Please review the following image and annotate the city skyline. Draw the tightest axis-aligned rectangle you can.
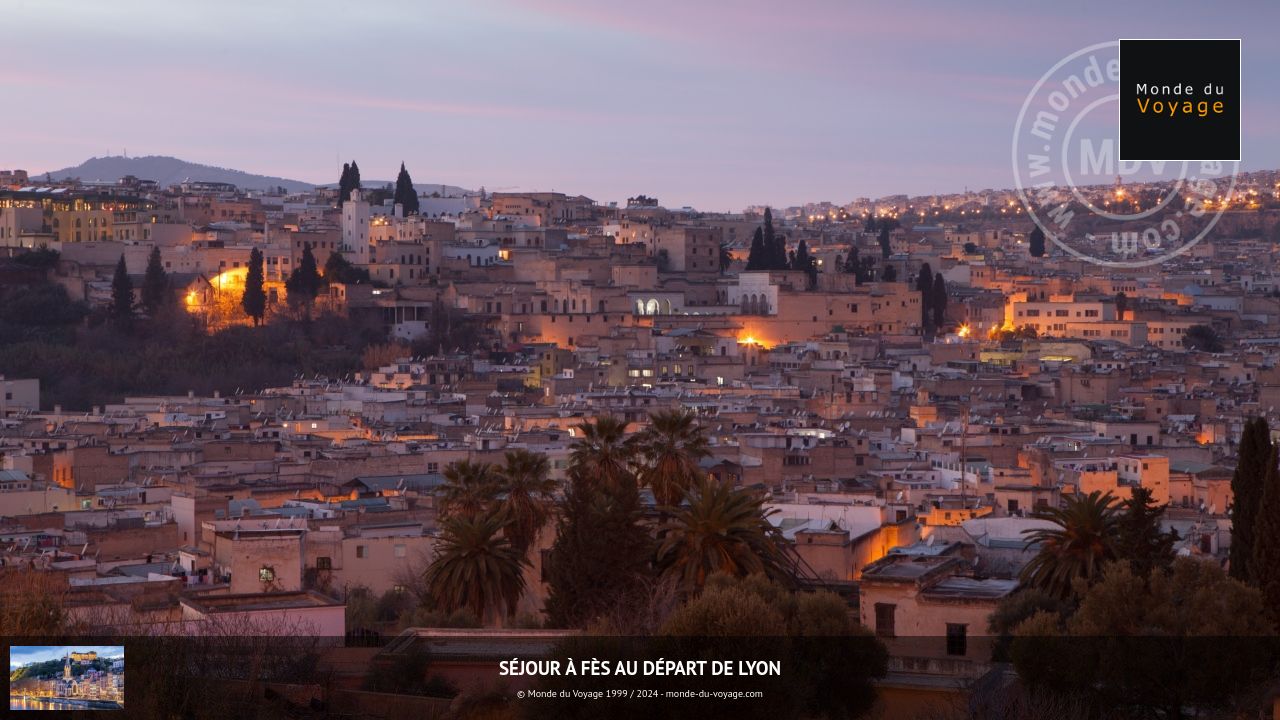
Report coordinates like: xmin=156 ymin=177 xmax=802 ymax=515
xmin=9 ymin=646 xmax=124 ymax=671
xmin=6 ymin=0 xmax=1279 ymax=210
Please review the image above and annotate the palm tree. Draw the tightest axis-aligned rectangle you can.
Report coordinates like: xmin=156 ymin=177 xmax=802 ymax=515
xmin=656 ymin=478 xmax=788 ymax=593
xmin=495 ymin=448 xmax=557 ymax=554
xmin=438 ymin=460 xmax=499 ymax=519
xmin=425 ymin=510 xmax=528 ymax=622
xmin=1020 ymin=490 xmax=1121 ymax=599
xmin=636 ymin=409 xmax=710 ymax=508
xmin=568 ymin=416 xmax=637 ymax=496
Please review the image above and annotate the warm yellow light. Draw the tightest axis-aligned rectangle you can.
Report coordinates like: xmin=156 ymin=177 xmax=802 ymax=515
xmin=957 ymin=324 xmax=972 ymax=338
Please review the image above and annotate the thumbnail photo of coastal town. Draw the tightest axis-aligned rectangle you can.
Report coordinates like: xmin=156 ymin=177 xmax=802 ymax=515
xmin=9 ymin=646 xmax=125 ymax=711
xmin=2 ymin=0 xmax=1279 ymax=718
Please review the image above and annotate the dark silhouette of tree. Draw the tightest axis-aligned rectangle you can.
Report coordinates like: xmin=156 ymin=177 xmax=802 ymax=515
xmin=495 ymin=449 xmax=556 ymax=556
xmin=1115 ymin=291 xmax=1128 ymax=318
xmin=763 ymin=208 xmax=783 ymax=269
xmin=931 ymin=274 xmax=948 ymax=327
xmin=1010 ymin=559 xmax=1274 ymax=719
xmin=963 ymin=241 xmax=978 ymax=254
xmin=338 ymin=161 xmax=363 ymax=203
xmin=1183 ymin=324 xmax=1224 ymax=352
xmin=917 ymin=263 xmax=934 ymax=329
xmin=393 ymin=162 xmax=419 ymax=215
xmin=241 ymin=247 xmax=266 ymax=326
xmin=544 ymin=466 xmax=653 ymax=628
xmin=109 ymin=254 xmax=133 ymax=322
xmin=285 ymin=242 xmax=323 ymax=307
xmin=878 ymin=225 xmax=891 ymax=259
xmin=745 ymin=227 xmax=766 ymax=271
xmin=1020 ymin=491 xmax=1120 ymax=599
xmin=1231 ymin=417 xmax=1272 ymax=582
xmin=864 ymin=215 xmax=876 ymax=233
xmin=323 ymin=250 xmax=371 ymax=285
xmin=1115 ymin=486 xmax=1177 ymax=578
xmin=882 ymin=263 xmax=897 ymax=282
xmin=141 ymin=246 xmax=169 ymax=314
xmin=1253 ymin=443 xmax=1280 ymax=618
xmin=425 ymin=510 xmax=527 ymax=622
xmin=635 ymin=409 xmax=709 ymax=508
xmin=1029 ymin=225 xmax=1046 ymax=257
xmin=657 ymin=479 xmax=790 ymax=594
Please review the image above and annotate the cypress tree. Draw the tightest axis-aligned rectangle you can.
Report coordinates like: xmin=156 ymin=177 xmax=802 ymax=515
xmin=285 ymin=242 xmax=323 ymax=306
xmin=746 ymin=227 xmax=765 ymax=271
xmin=1029 ymin=226 xmax=1046 ymax=257
xmin=917 ymin=263 xmax=934 ymax=330
xmin=141 ymin=245 xmax=169 ymax=314
xmin=544 ymin=475 xmax=653 ymax=628
xmin=1254 ymin=443 xmax=1280 ymax=618
xmin=242 ymin=247 xmax=266 ymax=326
xmin=349 ymin=160 xmax=361 ymax=195
xmin=109 ymin=254 xmax=133 ymax=322
xmin=932 ymin=274 xmax=948 ymax=327
xmin=1231 ymin=417 xmax=1273 ymax=582
xmin=1116 ymin=486 xmax=1177 ymax=578
xmin=878 ymin=225 xmax=891 ymax=259
xmin=393 ymin=162 xmax=420 ymax=215
xmin=763 ymin=208 xmax=784 ymax=270
xmin=338 ymin=162 xmax=352 ymax=203
xmin=882 ymin=263 xmax=898 ymax=282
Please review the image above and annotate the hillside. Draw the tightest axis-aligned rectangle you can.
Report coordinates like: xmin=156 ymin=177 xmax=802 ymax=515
xmin=43 ymin=156 xmax=314 ymax=192
xmin=42 ymin=155 xmax=472 ymax=196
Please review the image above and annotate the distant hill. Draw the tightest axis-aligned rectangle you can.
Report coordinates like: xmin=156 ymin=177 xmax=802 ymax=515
xmin=42 ymin=155 xmax=473 ymax=196
xmin=43 ymin=155 xmax=315 ymax=193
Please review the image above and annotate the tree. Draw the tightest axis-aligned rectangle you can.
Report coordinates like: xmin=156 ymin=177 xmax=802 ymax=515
xmin=323 ymin=250 xmax=371 ymax=285
xmin=745 ymin=227 xmax=766 ymax=271
xmin=878 ymin=225 xmax=891 ymax=259
xmin=656 ymin=478 xmax=790 ymax=594
xmin=1230 ymin=416 xmax=1271 ymax=582
xmin=393 ymin=162 xmax=420 ymax=215
xmin=916 ymin=263 xmax=934 ymax=330
xmin=881 ymin=263 xmax=897 ymax=282
xmin=285 ymin=242 xmax=323 ymax=306
xmin=963 ymin=241 xmax=978 ymax=254
xmin=241 ymin=247 xmax=266 ymax=326
xmin=1183 ymin=324 xmax=1224 ymax=352
xmin=1114 ymin=291 xmax=1128 ymax=318
xmin=763 ymin=207 xmax=786 ymax=270
xmin=1029 ymin=225 xmax=1046 ymax=257
xmin=1011 ymin=560 xmax=1275 ymax=719
xmin=495 ymin=449 xmax=557 ymax=555
xmin=1252 ymin=443 xmax=1280 ymax=617
xmin=109 ymin=254 xmax=133 ymax=322
xmin=424 ymin=510 xmax=528 ymax=622
xmin=141 ymin=246 xmax=169 ymax=314
xmin=1020 ymin=491 xmax=1120 ymax=599
xmin=339 ymin=160 xmax=362 ymax=203
xmin=931 ymin=273 xmax=948 ymax=328
xmin=438 ymin=460 xmax=500 ymax=520
xmin=1114 ymin=486 xmax=1177 ymax=578
xmin=635 ymin=409 xmax=709 ymax=508
xmin=544 ymin=471 xmax=653 ymax=628
xmin=567 ymin=416 xmax=637 ymax=496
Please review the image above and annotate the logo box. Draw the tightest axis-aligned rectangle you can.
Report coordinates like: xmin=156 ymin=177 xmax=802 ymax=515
xmin=1119 ymin=39 xmax=1241 ymax=162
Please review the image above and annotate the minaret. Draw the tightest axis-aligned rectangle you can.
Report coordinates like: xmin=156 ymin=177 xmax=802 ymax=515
xmin=64 ymin=653 xmax=71 ymax=681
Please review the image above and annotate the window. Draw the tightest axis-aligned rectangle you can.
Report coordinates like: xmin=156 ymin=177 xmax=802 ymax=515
xmin=874 ymin=603 xmax=896 ymax=638
xmin=316 ymin=556 xmax=332 ymax=570
xmin=259 ymin=566 xmax=276 ymax=583
xmin=946 ymin=623 xmax=968 ymax=656
xmin=356 ymin=545 xmax=366 ymax=559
